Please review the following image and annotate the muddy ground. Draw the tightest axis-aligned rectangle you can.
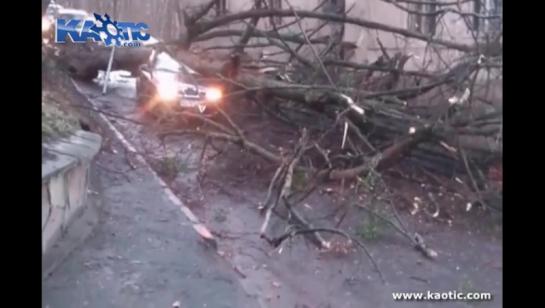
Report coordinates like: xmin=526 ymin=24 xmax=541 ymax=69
xmin=74 ymin=77 xmax=502 ymax=308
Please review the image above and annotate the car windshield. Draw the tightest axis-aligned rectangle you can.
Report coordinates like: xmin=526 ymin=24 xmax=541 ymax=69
xmin=153 ymin=69 xmax=196 ymax=86
xmin=153 ymin=52 xmax=197 ymax=76
xmin=154 ymin=53 xmax=181 ymax=72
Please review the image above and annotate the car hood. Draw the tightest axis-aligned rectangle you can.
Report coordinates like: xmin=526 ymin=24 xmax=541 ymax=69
xmin=154 ymin=52 xmax=199 ymax=76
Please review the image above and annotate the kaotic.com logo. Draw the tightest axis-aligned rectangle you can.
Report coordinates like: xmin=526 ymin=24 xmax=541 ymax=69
xmin=55 ymin=13 xmax=150 ymax=47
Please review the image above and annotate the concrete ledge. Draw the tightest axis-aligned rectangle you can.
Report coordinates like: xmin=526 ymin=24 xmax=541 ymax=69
xmin=42 ymin=130 xmax=102 ymax=255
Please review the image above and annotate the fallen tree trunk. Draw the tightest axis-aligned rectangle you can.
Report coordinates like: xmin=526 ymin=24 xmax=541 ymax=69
xmin=173 ymin=50 xmax=500 ymax=171
xmin=57 ymin=43 xmax=153 ymax=80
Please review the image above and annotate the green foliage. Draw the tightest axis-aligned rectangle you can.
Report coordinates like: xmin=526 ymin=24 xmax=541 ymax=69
xmin=359 ymin=170 xmax=380 ymax=192
xmin=42 ymin=51 xmax=81 ymax=142
xmin=42 ymin=96 xmax=79 ymax=141
xmin=357 ymin=214 xmax=384 ymax=241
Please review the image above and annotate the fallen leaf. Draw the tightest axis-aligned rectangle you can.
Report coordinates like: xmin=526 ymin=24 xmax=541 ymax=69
xmin=323 ymin=188 xmax=334 ymax=194
xmin=411 ymin=203 xmax=420 ymax=215
xmin=426 ymin=249 xmax=438 ymax=259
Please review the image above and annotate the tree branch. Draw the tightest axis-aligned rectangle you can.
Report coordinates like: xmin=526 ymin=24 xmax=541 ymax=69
xmin=193 ymin=29 xmax=330 ymax=45
xmin=188 ymin=9 xmax=474 ymax=52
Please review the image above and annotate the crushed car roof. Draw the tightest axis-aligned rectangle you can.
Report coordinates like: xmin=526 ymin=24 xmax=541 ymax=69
xmin=154 ymin=52 xmax=198 ymax=75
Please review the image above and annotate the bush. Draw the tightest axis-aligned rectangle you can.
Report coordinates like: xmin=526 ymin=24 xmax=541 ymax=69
xmin=42 ymin=93 xmax=79 ymax=141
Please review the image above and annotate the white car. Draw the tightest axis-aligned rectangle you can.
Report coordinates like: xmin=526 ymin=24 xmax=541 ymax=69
xmin=136 ymin=51 xmax=223 ymax=113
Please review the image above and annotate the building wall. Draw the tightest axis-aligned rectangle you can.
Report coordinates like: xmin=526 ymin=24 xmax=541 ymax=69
xmin=187 ymin=0 xmax=324 ymax=62
xmin=60 ymin=0 xmax=500 ymax=73
xmin=342 ymin=0 xmax=484 ymax=70
xmin=193 ymin=0 xmax=500 ymax=71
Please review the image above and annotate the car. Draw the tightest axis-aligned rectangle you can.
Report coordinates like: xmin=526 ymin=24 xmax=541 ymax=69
xmin=136 ymin=51 xmax=224 ymax=115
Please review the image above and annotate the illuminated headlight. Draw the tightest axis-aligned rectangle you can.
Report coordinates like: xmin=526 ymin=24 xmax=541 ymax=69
xmin=157 ymin=81 xmax=178 ymax=101
xmin=42 ymin=17 xmax=52 ymax=33
xmin=205 ymin=87 xmax=223 ymax=103
xmin=155 ymin=74 xmax=178 ymax=101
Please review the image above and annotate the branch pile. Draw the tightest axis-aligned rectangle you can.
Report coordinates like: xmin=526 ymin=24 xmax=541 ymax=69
xmin=155 ymin=0 xmax=501 ymax=278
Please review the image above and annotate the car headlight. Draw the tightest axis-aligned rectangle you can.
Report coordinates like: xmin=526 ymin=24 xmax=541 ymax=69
xmin=157 ymin=81 xmax=178 ymax=101
xmin=205 ymin=87 xmax=223 ymax=103
xmin=155 ymin=74 xmax=178 ymax=101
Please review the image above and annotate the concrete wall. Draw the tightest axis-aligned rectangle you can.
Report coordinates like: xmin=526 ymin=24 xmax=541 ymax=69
xmin=42 ymin=130 xmax=101 ymax=254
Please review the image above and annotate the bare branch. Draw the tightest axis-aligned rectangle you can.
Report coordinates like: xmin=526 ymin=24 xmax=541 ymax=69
xmin=260 ymin=129 xmax=309 ymax=237
xmin=284 ymin=0 xmax=336 ymax=86
xmin=193 ymin=29 xmax=329 ymax=45
xmin=323 ymin=59 xmax=436 ymax=78
xmin=386 ymin=0 xmax=472 ymax=5
xmin=188 ymin=9 xmax=474 ymax=52
xmin=383 ymin=0 xmax=501 ymax=20
xmin=234 ymin=0 xmax=264 ymax=54
xmin=267 ymin=221 xmax=385 ymax=283
xmin=185 ymin=0 xmax=217 ymax=26
xmin=159 ymin=128 xmax=282 ymax=163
